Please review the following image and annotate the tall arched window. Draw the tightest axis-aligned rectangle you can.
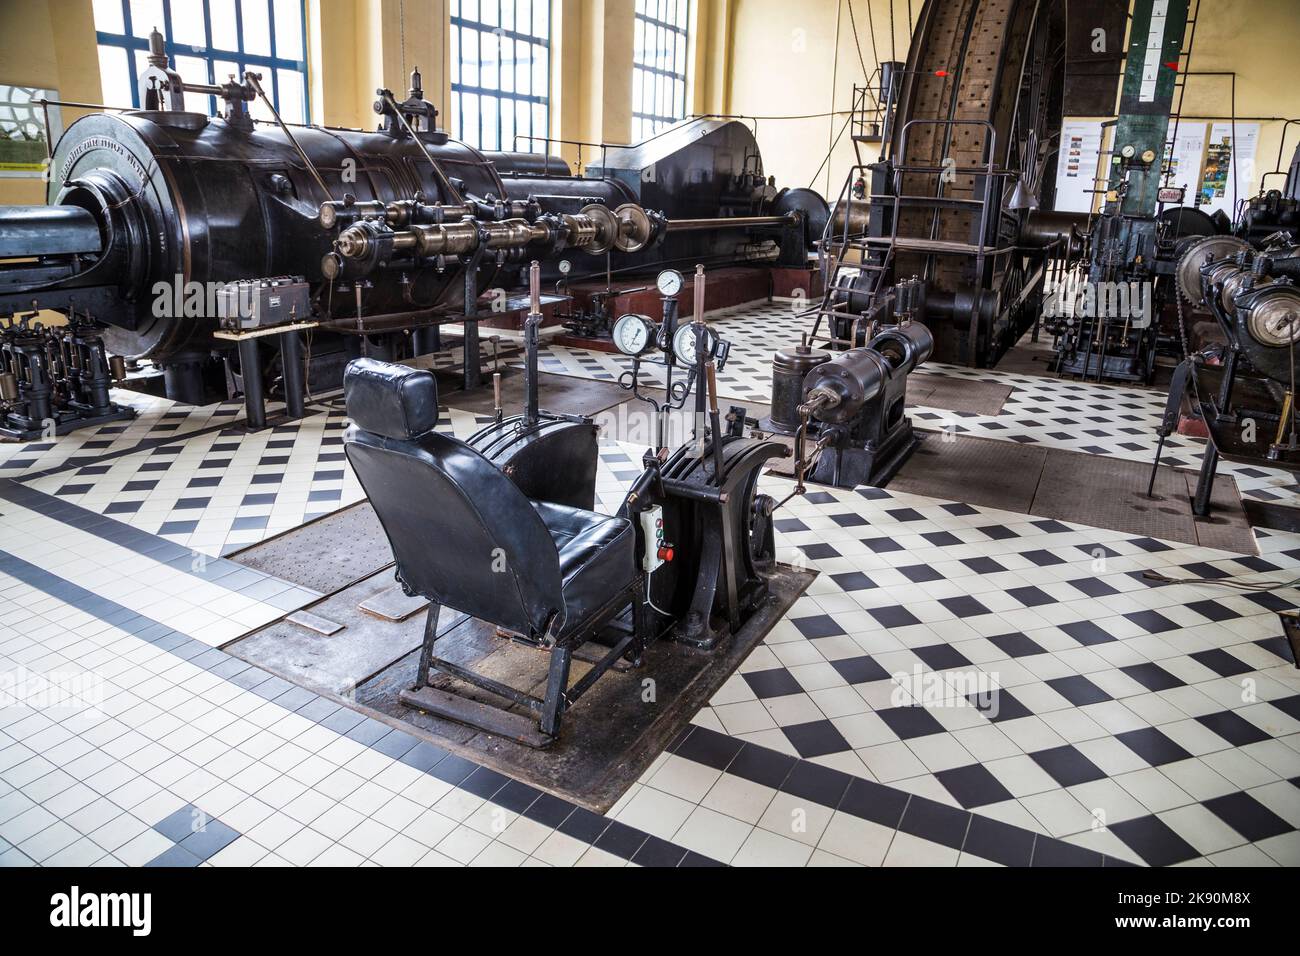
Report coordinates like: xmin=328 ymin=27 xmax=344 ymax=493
xmin=632 ymin=0 xmax=690 ymax=142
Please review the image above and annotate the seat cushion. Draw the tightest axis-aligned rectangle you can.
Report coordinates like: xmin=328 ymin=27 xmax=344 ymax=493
xmin=531 ymin=501 xmax=636 ymax=636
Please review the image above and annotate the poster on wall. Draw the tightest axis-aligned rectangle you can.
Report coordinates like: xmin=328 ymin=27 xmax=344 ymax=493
xmin=1197 ymin=122 xmax=1260 ymax=216
xmin=0 ymin=85 xmax=60 ymax=179
xmin=1053 ymin=119 xmax=1107 ymax=213
xmin=1161 ymin=122 xmax=1207 ymax=199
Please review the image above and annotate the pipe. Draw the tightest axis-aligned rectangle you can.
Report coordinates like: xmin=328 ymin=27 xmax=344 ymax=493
xmin=666 ymin=214 xmax=794 ymax=233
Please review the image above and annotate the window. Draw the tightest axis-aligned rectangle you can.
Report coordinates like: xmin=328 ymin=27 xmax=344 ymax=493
xmin=633 ymin=0 xmax=690 ymax=142
xmin=91 ymin=0 xmax=309 ymax=124
xmin=450 ymin=0 xmax=551 ymax=153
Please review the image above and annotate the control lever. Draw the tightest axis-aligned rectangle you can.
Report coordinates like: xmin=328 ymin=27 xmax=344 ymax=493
xmin=493 ymin=371 xmax=503 ymax=423
xmin=523 ymin=260 xmax=542 ymax=426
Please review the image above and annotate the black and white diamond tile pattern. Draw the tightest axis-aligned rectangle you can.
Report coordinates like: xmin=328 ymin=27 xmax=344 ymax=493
xmin=0 ymin=391 xmax=252 ymax=479
xmin=527 ymin=301 xmax=1300 ymax=509
xmin=676 ymin=473 xmax=1300 ymax=866
xmin=21 ymin=405 xmax=495 ymax=557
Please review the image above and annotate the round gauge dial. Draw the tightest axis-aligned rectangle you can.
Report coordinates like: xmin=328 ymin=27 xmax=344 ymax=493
xmin=657 ymin=269 xmax=685 ymax=298
xmin=1120 ymin=144 xmax=1136 ymax=159
xmin=558 ymin=259 xmax=572 ymax=275
xmin=1140 ymin=148 xmax=1157 ymax=164
xmin=611 ymin=313 xmax=658 ymax=356
xmin=672 ymin=323 xmax=719 ymax=366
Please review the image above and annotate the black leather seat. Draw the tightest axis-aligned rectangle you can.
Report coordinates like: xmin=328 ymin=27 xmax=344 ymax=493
xmin=342 ymin=358 xmax=641 ymax=741
xmin=530 ymin=501 xmax=635 ymax=632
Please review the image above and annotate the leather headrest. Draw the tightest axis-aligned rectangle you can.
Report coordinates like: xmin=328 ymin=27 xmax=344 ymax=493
xmin=344 ymin=358 xmax=440 ymax=440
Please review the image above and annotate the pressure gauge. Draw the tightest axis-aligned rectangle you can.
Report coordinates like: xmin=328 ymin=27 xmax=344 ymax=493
xmin=657 ymin=269 xmax=685 ymax=298
xmin=1120 ymin=144 xmax=1136 ymax=159
xmin=558 ymin=259 xmax=572 ymax=276
xmin=672 ymin=323 xmax=719 ymax=366
xmin=612 ymin=313 xmax=658 ymax=356
xmin=1140 ymin=148 xmax=1157 ymax=164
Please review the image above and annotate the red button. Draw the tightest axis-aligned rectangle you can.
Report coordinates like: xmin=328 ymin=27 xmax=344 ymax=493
xmin=658 ymin=547 xmax=674 ymax=562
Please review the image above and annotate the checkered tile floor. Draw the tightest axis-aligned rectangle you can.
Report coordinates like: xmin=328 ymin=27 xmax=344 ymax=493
xmin=2 ymin=322 xmax=1299 ymax=867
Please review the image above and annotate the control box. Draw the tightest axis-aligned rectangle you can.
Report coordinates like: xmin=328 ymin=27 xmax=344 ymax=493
xmin=640 ymin=505 xmax=671 ymax=572
xmin=216 ymin=276 xmax=311 ymax=330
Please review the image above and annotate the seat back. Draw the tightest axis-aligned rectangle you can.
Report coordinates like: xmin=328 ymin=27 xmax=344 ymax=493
xmin=342 ymin=358 xmax=564 ymax=637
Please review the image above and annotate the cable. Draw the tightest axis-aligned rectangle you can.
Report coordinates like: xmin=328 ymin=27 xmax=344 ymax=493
xmin=809 ymin=111 xmax=856 ymax=190
xmin=1142 ymin=569 xmax=1300 ymax=592
xmin=845 ymin=1 xmax=872 ymax=81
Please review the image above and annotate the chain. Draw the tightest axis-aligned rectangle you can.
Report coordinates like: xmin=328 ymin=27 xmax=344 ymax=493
xmin=399 ymin=0 xmax=407 ymax=84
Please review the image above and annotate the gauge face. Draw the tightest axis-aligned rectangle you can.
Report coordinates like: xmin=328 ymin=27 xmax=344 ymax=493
xmin=1120 ymin=144 xmax=1136 ymax=159
xmin=558 ymin=259 xmax=572 ymax=275
xmin=1140 ymin=149 xmax=1156 ymax=164
xmin=657 ymin=269 xmax=685 ymax=297
xmin=672 ymin=323 xmax=718 ymax=365
xmin=612 ymin=313 xmax=657 ymax=356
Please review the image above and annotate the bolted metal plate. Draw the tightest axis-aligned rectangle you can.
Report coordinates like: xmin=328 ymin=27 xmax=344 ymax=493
xmin=229 ymin=502 xmax=394 ymax=595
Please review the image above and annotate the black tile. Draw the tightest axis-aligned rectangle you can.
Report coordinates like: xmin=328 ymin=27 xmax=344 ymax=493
xmin=1202 ymin=792 xmax=1294 ymax=843
xmin=899 ymin=564 xmax=945 ymax=583
xmin=1270 ymin=695 xmax=1300 ymax=722
xmin=898 ymin=796 xmax=970 ymax=850
xmin=177 ymin=819 xmax=240 ymax=860
xmin=987 ymin=632 xmax=1046 ymax=658
xmin=782 ymin=720 xmax=851 ymax=758
xmin=1020 ymin=549 xmax=1066 ymax=567
xmin=1109 ymin=815 xmax=1200 ymax=866
xmin=726 ymin=743 xmax=796 ymax=789
xmin=886 ymin=507 xmax=925 ymax=522
xmin=961 ymin=556 xmax=1006 ymax=575
xmin=875 ymin=705 xmax=945 ymax=739
xmin=145 ymin=845 xmax=202 ymax=868
xmin=1120 ymin=662 xmax=1185 ymax=692
xmin=838 ymin=776 xmax=908 ymax=829
xmin=1029 ymin=745 xmax=1107 ymax=787
xmin=370 ymin=729 xmax=421 ymax=759
xmin=673 ymin=727 xmax=744 ymax=771
xmin=1195 ymin=710 xmax=1271 ymax=747
xmin=522 ymin=792 xmax=576 ymax=829
xmin=1189 ymin=648 xmax=1253 ymax=678
xmin=913 ymin=643 xmax=973 ymax=671
xmin=938 ymin=595 xmax=991 ymax=618
xmin=935 ymin=763 xmax=1015 ymax=809
xmin=557 ymin=806 xmax=609 ymax=844
xmin=829 ymin=655 xmax=890 ymax=685
xmin=428 ymin=753 xmax=478 ymax=786
xmin=742 ymin=668 xmax=804 ymax=699
xmin=678 ymin=850 xmax=726 ymax=867
xmin=922 ymin=531 xmax=962 ymax=547
xmin=154 ymin=805 xmax=202 ymax=843
xmin=780 ymin=760 xmax=850 ymax=807
xmin=594 ymin=820 xmax=649 ymax=860
xmin=1124 ymin=610 xmax=1179 ymax=634
xmin=798 ymin=543 xmax=840 ymax=560
xmin=1186 ymin=600 xmax=1242 ymax=623
xmin=1116 ymin=727 xmax=1193 ymax=766
xmin=964 ymin=813 xmax=1035 ymax=866
xmin=862 ymin=536 xmax=904 ymax=554
xmin=792 ymin=614 xmax=845 ymax=640
xmin=976 ymin=524 xmax=1020 ymax=541
xmin=1032 ymin=837 xmax=1104 ymax=867
xmin=969 ymin=689 xmax=1032 ymax=722
xmin=1065 ymin=577 xmax=1119 ymax=598
xmin=867 ymin=605 xmax=921 ymax=628
xmin=1007 ymin=585 xmax=1056 ymax=608
xmin=459 ymin=766 xmax=509 ymax=799
xmin=1045 ymin=675 xmax=1112 ymax=707
xmin=829 ymin=512 xmax=870 ymax=528
xmin=831 ymin=571 xmax=876 ymax=592
xmin=631 ymin=835 xmax=688 ymax=868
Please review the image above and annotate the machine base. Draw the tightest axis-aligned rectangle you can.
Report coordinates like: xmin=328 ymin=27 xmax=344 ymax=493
xmin=0 ymin=403 xmax=136 ymax=442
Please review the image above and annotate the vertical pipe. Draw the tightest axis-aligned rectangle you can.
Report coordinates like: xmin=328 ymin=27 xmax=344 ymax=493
xmin=238 ymin=337 xmax=266 ymax=431
xmin=280 ymin=329 xmax=306 ymax=420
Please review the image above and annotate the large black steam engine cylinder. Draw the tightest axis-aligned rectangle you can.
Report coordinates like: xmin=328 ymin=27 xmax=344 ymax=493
xmin=0 ymin=31 xmax=823 ymax=413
